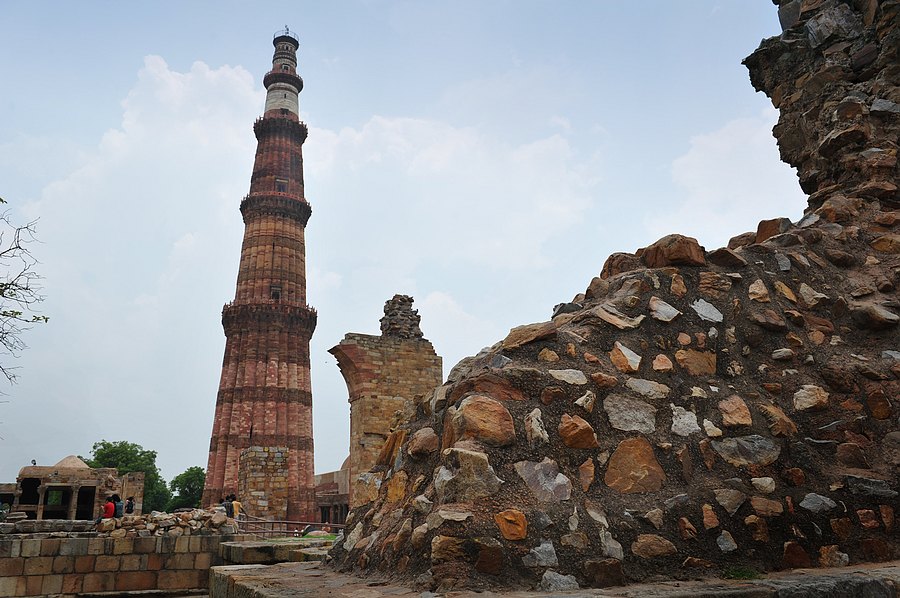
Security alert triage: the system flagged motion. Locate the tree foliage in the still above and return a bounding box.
[0,197,47,383]
[168,466,205,511]
[82,440,172,512]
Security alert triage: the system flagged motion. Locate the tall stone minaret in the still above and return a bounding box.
[203,28,316,521]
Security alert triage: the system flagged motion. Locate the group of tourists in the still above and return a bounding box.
[95,494,135,523]
[221,494,242,519]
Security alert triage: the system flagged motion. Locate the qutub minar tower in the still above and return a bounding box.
[203,28,317,521]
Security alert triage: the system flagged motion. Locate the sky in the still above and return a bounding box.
[0,1,806,486]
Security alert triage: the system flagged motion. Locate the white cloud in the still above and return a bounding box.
[644,108,805,248]
[4,56,263,482]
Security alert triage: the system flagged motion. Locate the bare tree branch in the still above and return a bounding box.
[0,196,48,383]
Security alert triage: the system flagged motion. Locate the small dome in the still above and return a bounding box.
[53,455,90,469]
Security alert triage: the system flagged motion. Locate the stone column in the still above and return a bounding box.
[36,485,46,520]
[67,485,80,520]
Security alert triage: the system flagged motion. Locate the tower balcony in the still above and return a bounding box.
[240,194,311,226]
[263,70,303,92]
[253,116,307,141]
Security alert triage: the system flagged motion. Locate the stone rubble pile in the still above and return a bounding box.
[93,508,239,538]
[380,294,425,339]
[0,509,239,539]
[330,0,899,592]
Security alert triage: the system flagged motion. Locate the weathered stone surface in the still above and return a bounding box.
[541,570,579,592]
[819,545,850,568]
[434,449,503,503]
[591,371,619,389]
[426,508,473,530]
[538,348,559,362]
[522,540,558,567]
[708,247,748,267]
[579,458,594,492]
[851,303,900,329]
[717,530,738,553]
[871,234,900,253]
[549,369,588,385]
[603,394,657,434]
[524,408,549,447]
[631,534,677,558]
[558,413,599,448]
[675,349,716,375]
[641,234,706,268]
[760,404,798,437]
[610,342,641,373]
[649,296,681,322]
[749,279,771,302]
[793,385,829,411]
[575,390,596,412]
[690,299,724,322]
[718,395,752,427]
[714,488,747,516]
[845,475,899,499]
[452,395,516,447]
[605,437,666,493]
[711,435,781,467]
[408,427,439,458]
[590,303,646,330]
[749,309,787,331]
[836,442,870,468]
[670,404,701,436]
[502,321,558,350]
[751,477,776,494]
[756,217,792,243]
[800,493,837,514]
[798,283,828,308]
[702,504,720,530]
[652,354,674,372]
[624,377,670,399]
[515,458,572,502]
[494,509,527,540]
[751,496,784,517]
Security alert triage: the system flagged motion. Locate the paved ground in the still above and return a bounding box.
[209,560,900,597]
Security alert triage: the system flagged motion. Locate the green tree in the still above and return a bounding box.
[168,466,205,511]
[82,440,172,512]
[0,197,48,383]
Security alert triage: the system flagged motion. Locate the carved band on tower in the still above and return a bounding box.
[203,28,316,521]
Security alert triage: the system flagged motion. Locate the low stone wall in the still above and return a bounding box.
[0,531,248,597]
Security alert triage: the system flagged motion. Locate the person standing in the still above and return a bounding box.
[231,495,242,520]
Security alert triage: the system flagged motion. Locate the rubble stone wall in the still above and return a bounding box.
[329,0,899,592]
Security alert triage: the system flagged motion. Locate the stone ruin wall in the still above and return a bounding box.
[330,296,443,508]
[238,446,290,520]
[329,0,900,592]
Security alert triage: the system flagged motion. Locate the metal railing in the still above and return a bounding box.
[237,513,344,540]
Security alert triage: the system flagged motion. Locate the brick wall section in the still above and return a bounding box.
[0,533,244,597]
[238,446,289,520]
[330,333,442,507]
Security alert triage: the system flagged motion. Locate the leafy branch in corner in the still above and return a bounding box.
[0,196,47,383]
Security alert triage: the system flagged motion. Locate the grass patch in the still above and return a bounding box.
[722,566,763,580]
